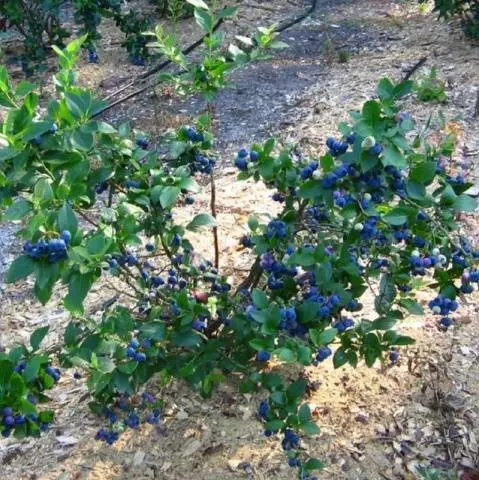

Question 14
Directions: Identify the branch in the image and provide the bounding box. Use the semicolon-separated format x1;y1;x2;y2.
402;56;427;82
210;171;220;269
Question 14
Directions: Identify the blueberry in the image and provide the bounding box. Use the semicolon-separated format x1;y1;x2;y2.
60;230;71;244
88;50;99;64
250;150;259;161
235;157;248;171
256;351;271;362
237;149;248;158
389;351;399;362
369;143;383;155
315;346;332;362
73;371;82;379
129;339;140;349
145;243;155;252
49;123;58;135
14;415;25;425
3;416;15;427
185;196;194;205
136;138;149;150
135;352;146;362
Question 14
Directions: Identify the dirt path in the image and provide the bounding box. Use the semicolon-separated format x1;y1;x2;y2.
1;0;479;479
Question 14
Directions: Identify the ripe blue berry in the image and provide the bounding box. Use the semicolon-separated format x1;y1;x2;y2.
88;50;99;64
136;138;149;150
235;157;248;171
256;351;271;362
315;346;332;362
389;351;399;363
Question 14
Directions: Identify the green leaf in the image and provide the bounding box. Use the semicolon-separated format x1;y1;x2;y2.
9;373;26;397
160;186;180;209
187;0;209;9
362;100;381;126
139;322;166;341
383;210;408;226
375;273;397;315
406;181;426;201
33;178;54;204
5;199;32;221
64;273;93;313
371;317;397;330
309;328;337;346
410;161;437;185
178;176;200;193
58;203;78;235
453;194;476;212
265;419;284;432
22;121;53;142
274;348;297;363
218;6;238;18
286;379;306;400
301;422;321;435
333;348;349;368
6;256;35;283
23;356;42;383
30;326;49;351
298;404;312;424
392;80;413;99
186;213;217;231
194;8;213;33
399;298;424;315
377;78;394;100
382;145;406;169
64;321;82;346
252;288;269;309
304;458;326;471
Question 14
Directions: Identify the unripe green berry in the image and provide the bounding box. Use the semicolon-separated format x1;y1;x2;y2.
361;136;376;149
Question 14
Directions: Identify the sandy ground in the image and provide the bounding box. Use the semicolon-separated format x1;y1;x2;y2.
1;0;479;479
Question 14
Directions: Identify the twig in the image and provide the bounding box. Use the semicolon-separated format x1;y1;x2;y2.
235;256;263;293
474;88;479;118
402;56;427;82
210;168;220;269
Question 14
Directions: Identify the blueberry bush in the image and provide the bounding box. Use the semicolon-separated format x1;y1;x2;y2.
0;0;69;75
0;0;478;477
433;0;479;37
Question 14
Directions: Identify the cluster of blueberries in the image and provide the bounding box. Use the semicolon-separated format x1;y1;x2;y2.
1;407;50;438
23;230;71;263
185;127;205;143
257;403;319;478
266;219;288;239
96;393;161;445
190;154;216;175
326;136;351;157
429;295;459;328
45;366;62;383
234;149;259;171
126;338;148;362
461;270;479;294
259;251;297;291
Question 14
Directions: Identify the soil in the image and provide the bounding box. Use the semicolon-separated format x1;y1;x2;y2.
1;0;479;479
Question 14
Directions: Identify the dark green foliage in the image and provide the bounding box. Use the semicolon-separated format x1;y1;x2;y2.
433;0;479;37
